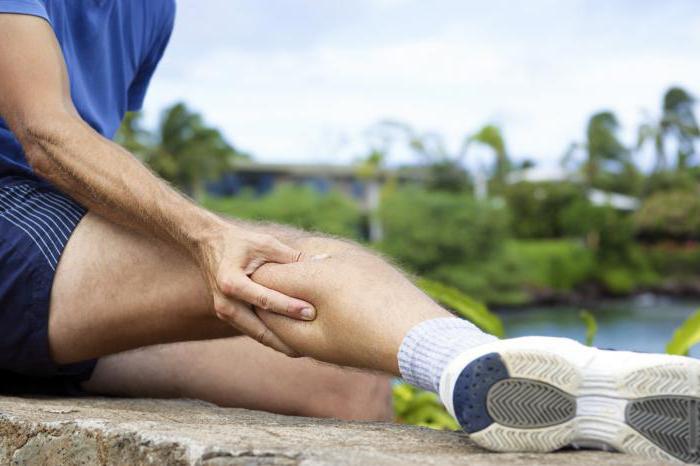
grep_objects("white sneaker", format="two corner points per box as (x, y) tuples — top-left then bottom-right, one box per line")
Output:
(439, 336), (700, 464)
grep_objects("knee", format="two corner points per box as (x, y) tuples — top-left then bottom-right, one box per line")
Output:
(299, 370), (394, 421)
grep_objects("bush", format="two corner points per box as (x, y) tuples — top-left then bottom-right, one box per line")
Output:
(204, 184), (362, 239)
(378, 188), (510, 273)
(598, 267), (637, 294)
(423, 240), (596, 306)
(642, 242), (700, 278)
(430, 260), (530, 307)
(503, 181), (589, 238)
(596, 243), (659, 295)
(634, 190), (700, 241)
(505, 240), (595, 291)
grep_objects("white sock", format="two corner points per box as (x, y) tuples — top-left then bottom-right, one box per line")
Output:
(397, 317), (498, 393)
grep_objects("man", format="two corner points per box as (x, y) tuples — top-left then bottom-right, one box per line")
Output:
(0, 1), (697, 464)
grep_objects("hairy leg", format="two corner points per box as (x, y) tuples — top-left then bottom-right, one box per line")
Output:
(83, 337), (393, 421)
(49, 212), (450, 374)
(53, 213), (396, 419)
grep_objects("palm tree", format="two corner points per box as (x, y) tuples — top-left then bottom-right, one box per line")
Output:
(114, 111), (151, 156)
(638, 87), (699, 171)
(364, 120), (471, 193)
(564, 111), (631, 189)
(585, 111), (629, 186)
(115, 103), (247, 201)
(464, 124), (510, 189)
(368, 121), (510, 195)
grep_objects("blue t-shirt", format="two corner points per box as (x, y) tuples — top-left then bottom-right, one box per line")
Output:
(0, 0), (175, 177)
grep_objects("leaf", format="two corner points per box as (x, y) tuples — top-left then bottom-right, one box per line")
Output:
(393, 383), (459, 431)
(667, 309), (700, 355)
(579, 310), (597, 346)
(417, 278), (504, 337)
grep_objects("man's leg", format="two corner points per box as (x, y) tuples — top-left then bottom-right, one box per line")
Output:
(48, 212), (454, 369)
(83, 337), (393, 421)
(49, 211), (459, 422)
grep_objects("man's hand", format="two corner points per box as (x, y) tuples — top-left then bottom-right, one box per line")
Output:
(196, 222), (315, 355)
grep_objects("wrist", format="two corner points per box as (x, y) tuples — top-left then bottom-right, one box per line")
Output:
(183, 208), (229, 262)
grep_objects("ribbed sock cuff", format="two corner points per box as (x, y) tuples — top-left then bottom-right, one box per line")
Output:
(397, 317), (498, 393)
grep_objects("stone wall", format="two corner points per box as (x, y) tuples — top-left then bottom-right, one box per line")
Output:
(0, 396), (671, 465)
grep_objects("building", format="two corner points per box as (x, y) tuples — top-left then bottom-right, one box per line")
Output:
(207, 162), (426, 241)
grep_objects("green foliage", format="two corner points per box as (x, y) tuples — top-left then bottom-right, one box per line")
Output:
(468, 124), (511, 186)
(584, 111), (630, 187)
(598, 267), (637, 295)
(204, 184), (362, 239)
(597, 247), (659, 295)
(417, 278), (504, 337)
(643, 170), (698, 196)
(667, 309), (700, 355)
(643, 243), (700, 278)
(579, 207), (661, 294)
(425, 160), (471, 193)
(115, 104), (246, 200)
(662, 88), (699, 170)
(640, 86), (698, 172)
(505, 240), (595, 292)
(365, 120), (472, 193)
(430, 259), (530, 307)
(378, 188), (510, 273)
(425, 239), (596, 306)
(393, 383), (459, 430)
(504, 182), (589, 238)
(634, 190), (700, 241)
(579, 310), (598, 346)
(562, 204), (660, 294)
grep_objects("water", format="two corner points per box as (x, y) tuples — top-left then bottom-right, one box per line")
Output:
(496, 294), (700, 357)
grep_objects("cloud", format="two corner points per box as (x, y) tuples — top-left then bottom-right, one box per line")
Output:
(144, 0), (699, 168)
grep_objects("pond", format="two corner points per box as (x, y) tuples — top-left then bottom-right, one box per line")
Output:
(496, 294), (700, 357)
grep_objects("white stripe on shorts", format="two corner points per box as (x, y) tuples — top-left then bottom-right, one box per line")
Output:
(0, 182), (86, 271)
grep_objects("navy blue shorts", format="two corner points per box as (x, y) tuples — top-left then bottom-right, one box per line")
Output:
(0, 174), (96, 395)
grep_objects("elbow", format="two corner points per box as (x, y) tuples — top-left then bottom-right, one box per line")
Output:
(13, 115), (73, 178)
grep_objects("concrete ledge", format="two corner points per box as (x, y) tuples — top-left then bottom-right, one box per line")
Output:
(0, 396), (671, 465)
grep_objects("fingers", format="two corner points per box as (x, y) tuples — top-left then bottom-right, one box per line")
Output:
(220, 274), (316, 321)
(213, 295), (298, 357)
(259, 236), (305, 264)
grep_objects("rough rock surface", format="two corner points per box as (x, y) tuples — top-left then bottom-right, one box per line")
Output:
(0, 396), (672, 465)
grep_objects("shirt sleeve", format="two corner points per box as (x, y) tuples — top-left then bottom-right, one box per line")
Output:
(0, 0), (49, 22)
(126, 1), (175, 111)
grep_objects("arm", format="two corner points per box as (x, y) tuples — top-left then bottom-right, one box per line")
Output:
(0, 14), (314, 355)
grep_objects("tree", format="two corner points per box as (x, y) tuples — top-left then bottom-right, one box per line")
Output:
(378, 187), (510, 273)
(365, 121), (511, 195)
(114, 111), (150, 155)
(638, 86), (699, 172)
(363, 120), (470, 193)
(115, 103), (247, 201)
(585, 112), (630, 186)
(467, 124), (510, 189)
(564, 111), (634, 191)
(634, 190), (700, 241)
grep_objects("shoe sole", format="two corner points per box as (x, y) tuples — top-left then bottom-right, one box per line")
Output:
(439, 337), (700, 464)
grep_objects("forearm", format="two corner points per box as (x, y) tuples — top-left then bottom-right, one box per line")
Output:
(1, 12), (312, 354)
(17, 114), (225, 259)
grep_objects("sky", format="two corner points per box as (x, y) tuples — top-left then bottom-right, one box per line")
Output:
(143, 0), (700, 168)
